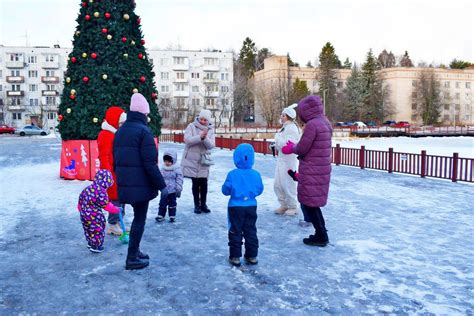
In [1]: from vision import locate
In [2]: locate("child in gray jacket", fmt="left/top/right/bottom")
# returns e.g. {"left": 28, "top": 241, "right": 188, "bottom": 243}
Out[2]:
{"left": 156, "top": 149, "right": 184, "bottom": 222}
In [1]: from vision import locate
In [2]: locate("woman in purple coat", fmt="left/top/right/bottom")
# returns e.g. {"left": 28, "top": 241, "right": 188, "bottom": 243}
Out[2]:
{"left": 282, "top": 95, "right": 332, "bottom": 246}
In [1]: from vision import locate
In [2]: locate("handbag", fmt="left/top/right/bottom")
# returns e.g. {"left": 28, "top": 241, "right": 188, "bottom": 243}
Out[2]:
{"left": 200, "top": 151, "right": 214, "bottom": 166}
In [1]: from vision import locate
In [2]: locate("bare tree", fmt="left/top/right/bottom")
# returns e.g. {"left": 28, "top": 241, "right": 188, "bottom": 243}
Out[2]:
{"left": 411, "top": 69, "right": 445, "bottom": 125}
{"left": 254, "top": 75, "right": 289, "bottom": 127}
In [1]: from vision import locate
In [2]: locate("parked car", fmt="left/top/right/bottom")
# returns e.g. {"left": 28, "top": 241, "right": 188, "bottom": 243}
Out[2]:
{"left": 0, "top": 125, "right": 15, "bottom": 134}
{"left": 383, "top": 120, "right": 397, "bottom": 126}
{"left": 365, "top": 121, "right": 377, "bottom": 128}
{"left": 353, "top": 121, "right": 367, "bottom": 128}
{"left": 335, "top": 121, "right": 354, "bottom": 127}
{"left": 15, "top": 125, "right": 50, "bottom": 136}
{"left": 394, "top": 121, "right": 410, "bottom": 128}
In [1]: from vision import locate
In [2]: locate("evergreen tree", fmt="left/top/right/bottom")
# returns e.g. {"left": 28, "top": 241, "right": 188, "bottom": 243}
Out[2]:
{"left": 255, "top": 47, "right": 272, "bottom": 71}
{"left": 289, "top": 78, "right": 310, "bottom": 104}
{"left": 287, "top": 53, "right": 299, "bottom": 67}
{"left": 318, "top": 42, "right": 341, "bottom": 120}
{"left": 58, "top": 0, "right": 160, "bottom": 140}
{"left": 238, "top": 37, "right": 257, "bottom": 78}
{"left": 306, "top": 61, "right": 314, "bottom": 68}
{"left": 342, "top": 64, "right": 366, "bottom": 120}
{"left": 400, "top": 50, "right": 414, "bottom": 67}
{"left": 343, "top": 57, "right": 352, "bottom": 69}
{"left": 449, "top": 59, "right": 473, "bottom": 69}
{"left": 412, "top": 70, "right": 442, "bottom": 125}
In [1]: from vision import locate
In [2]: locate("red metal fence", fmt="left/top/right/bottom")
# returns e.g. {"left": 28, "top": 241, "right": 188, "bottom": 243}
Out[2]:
{"left": 159, "top": 133, "right": 473, "bottom": 183}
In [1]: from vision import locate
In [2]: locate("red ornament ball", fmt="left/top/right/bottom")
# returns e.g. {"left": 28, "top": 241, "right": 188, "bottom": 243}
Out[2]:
{"left": 69, "top": 94, "right": 76, "bottom": 100}
{"left": 151, "top": 92, "right": 158, "bottom": 99}
{"left": 105, "top": 12, "right": 111, "bottom": 19}
{"left": 82, "top": 76, "right": 89, "bottom": 83}
{"left": 138, "top": 53, "right": 143, "bottom": 59}
{"left": 121, "top": 37, "right": 127, "bottom": 43}
{"left": 85, "top": 15, "right": 91, "bottom": 21}
{"left": 137, "top": 18, "right": 141, "bottom": 24}
{"left": 101, "top": 28, "right": 108, "bottom": 34}
{"left": 140, "top": 39, "right": 145, "bottom": 45}
{"left": 81, "top": 2, "right": 87, "bottom": 7}
{"left": 58, "top": 114, "right": 64, "bottom": 121}
{"left": 71, "top": 57, "right": 77, "bottom": 63}
{"left": 139, "top": 75, "right": 146, "bottom": 83}
{"left": 91, "top": 53, "right": 97, "bottom": 59}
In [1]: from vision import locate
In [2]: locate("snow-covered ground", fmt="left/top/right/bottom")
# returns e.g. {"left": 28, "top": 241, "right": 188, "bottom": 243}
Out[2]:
{"left": 0, "top": 136, "right": 473, "bottom": 314}
{"left": 336, "top": 136, "right": 474, "bottom": 158}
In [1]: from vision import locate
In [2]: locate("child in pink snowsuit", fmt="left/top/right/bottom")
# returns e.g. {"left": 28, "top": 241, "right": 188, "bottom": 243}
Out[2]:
{"left": 77, "top": 169, "right": 120, "bottom": 253}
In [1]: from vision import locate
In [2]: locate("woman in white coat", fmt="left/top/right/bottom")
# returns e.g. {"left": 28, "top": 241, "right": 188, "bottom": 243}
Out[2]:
{"left": 273, "top": 104, "right": 300, "bottom": 215}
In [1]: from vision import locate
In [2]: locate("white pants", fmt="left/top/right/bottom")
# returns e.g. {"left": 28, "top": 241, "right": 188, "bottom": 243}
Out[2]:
{"left": 273, "top": 155, "right": 298, "bottom": 209}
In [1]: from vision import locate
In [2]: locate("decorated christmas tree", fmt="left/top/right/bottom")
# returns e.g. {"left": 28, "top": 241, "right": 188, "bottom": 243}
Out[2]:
{"left": 58, "top": 0, "right": 160, "bottom": 140}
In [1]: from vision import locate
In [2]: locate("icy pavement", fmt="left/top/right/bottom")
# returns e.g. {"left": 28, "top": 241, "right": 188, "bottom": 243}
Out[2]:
{"left": 0, "top": 136, "right": 473, "bottom": 315}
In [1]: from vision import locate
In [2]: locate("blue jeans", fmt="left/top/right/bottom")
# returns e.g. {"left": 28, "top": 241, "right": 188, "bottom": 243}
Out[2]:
{"left": 228, "top": 206, "right": 258, "bottom": 258}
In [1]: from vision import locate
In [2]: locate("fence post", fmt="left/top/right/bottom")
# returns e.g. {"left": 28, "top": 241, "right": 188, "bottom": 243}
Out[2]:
{"left": 420, "top": 150, "right": 426, "bottom": 178}
{"left": 220, "top": 135, "right": 223, "bottom": 150}
{"left": 229, "top": 136, "right": 233, "bottom": 151}
{"left": 263, "top": 138, "right": 267, "bottom": 155}
{"left": 388, "top": 148, "right": 393, "bottom": 173}
{"left": 360, "top": 145, "right": 365, "bottom": 169}
{"left": 452, "top": 153, "right": 458, "bottom": 182}
{"left": 336, "top": 144, "right": 341, "bottom": 166}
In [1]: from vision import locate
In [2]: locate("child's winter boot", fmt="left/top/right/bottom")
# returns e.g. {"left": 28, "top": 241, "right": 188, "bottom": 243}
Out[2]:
{"left": 229, "top": 257, "right": 241, "bottom": 267}
{"left": 274, "top": 206, "right": 288, "bottom": 214}
{"left": 244, "top": 256, "right": 258, "bottom": 265}
{"left": 155, "top": 215, "right": 165, "bottom": 222}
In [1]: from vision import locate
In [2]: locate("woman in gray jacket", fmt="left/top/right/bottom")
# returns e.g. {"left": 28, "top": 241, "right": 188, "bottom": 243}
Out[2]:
{"left": 181, "top": 109, "right": 215, "bottom": 213}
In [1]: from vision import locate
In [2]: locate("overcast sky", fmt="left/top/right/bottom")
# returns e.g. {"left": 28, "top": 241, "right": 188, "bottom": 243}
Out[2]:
{"left": 1, "top": 0, "right": 472, "bottom": 66}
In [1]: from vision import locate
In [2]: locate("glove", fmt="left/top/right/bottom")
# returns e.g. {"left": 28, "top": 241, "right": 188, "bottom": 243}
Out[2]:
{"left": 160, "top": 187, "right": 169, "bottom": 197}
{"left": 281, "top": 140, "right": 296, "bottom": 155}
{"left": 176, "top": 191, "right": 181, "bottom": 198}
{"left": 287, "top": 169, "right": 299, "bottom": 182}
{"left": 104, "top": 202, "right": 120, "bottom": 214}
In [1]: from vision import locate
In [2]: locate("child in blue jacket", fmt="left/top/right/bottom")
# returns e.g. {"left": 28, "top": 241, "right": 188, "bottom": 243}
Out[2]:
{"left": 222, "top": 143, "right": 264, "bottom": 267}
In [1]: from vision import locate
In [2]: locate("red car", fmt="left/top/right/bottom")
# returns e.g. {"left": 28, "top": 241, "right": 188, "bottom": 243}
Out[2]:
{"left": 0, "top": 125, "right": 15, "bottom": 134}
{"left": 394, "top": 121, "right": 410, "bottom": 128}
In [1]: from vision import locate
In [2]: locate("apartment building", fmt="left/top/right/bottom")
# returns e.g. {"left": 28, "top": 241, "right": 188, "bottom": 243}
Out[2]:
{"left": 254, "top": 55, "right": 474, "bottom": 125}
{"left": 0, "top": 45, "right": 234, "bottom": 129}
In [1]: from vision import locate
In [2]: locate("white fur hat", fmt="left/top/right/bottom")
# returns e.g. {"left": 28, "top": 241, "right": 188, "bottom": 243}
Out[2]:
{"left": 282, "top": 103, "right": 298, "bottom": 119}
{"left": 199, "top": 109, "right": 212, "bottom": 121}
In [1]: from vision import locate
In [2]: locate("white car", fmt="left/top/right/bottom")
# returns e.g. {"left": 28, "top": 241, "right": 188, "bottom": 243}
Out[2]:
{"left": 353, "top": 121, "right": 367, "bottom": 128}
{"left": 15, "top": 125, "right": 50, "bottom": 136}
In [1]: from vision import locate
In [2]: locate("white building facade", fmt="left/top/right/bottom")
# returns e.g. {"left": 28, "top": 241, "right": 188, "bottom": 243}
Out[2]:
{"left": 0, "top": 45, "right": 234, "bottom": 129}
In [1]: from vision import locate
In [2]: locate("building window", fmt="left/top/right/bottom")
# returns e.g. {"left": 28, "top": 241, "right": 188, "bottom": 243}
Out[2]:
{"left": 0, "top": 70, "right": 2, "bottom": 78}
{"left": 412, "top": 80, "right": 417, "bottom": 87}
{"left": 222, "top": 99, "right": 228, "bottom": 106}
{"left": 206, "top": 85, "right": 218, "bottom": 92}
{"left": 11, "top": 70, "right": 20, "bottom": 76}
{"left": 45, "top": 70, "right": 55, "bottom": 77}
{"left": 205, "top": 98, "right": 216, "bottom": 106}
{"left": 204, "top": 58, "right": 218, "bottom": 66}
{"left": 47, "top": 112, "right": 56, "bottom": 120}
{"left": 29, "top": 99, "right": 39, "bottom": 106}
{"left": 10, "top": 53, "right": 22, "bottom": 61}
{"left": 192, "top": 98, "right": 200, "bottom": 106}
{"left": 29, "top": 70, "right": 38, "bottom": 78}
{"left": 46, "top": 84, "right": 55, "bottom": 91}
{"left": 12, "top": 112, "right": 22, "bottom": 120}
{"left": 466, "top": 104, "right": 470, "bottom": 110}
{"left": 465, "top": 115, "right": 471, "bottom": 121}
{"left": 444, "top": 104, "right": 450, "bottom": 110}
{"left": 176, "top": 97, "right": 187, "bottom": 107}
{"left": 466, "top": 93, "right": 471, "bottom": 100}
{"left": 411, "top": 103, "right": 417, "bottom": 110}
{"left": 466, "top": 82, "right": 471, "bottom": 89}
{"left": 221, "top": 86, "right": 229, "bottom": 93}
{"left": 455, "top": 93, "right": 460, "bottom": 100}
{"left": 205, "top": 72, "right": 216, "bottom": 80}
{"left": 455, "top": 104, "right": 460, "bottom": 110}
{"left": 176, "top": 72, "right": 185, "bottom": 79}
{"left": 29, "top": 84, "right": 38, "bottom": 92}
{"left": 444, "top": 82, "right": 450, "bottom": 88}
{"left": 443, "top": 114, "right": 450, "bottom": 121}
{"left": 46, "top": 96, "right": 56, "bottom": 105}
{"left": 0, "top": 85, "right": 2, "bottom": 92}
{"left": 160, "top": 58, "right": 169, "bottom": 66}
{"left": 191, "top": 72, "right": 200, "bottom": 79}
{"left": 175, "top": 84, "right": 186, "bottom": 91}
{"left": 161, "top": 98, "right": 171, "bottom": 106}
{"left": 455, "top": 82, "right": 461, "bottom": 89}
{"left": 161, "top": 85, "right": 169, "bottom": 93}
{"left": 192, "top": 86, "right": 199, "bottom": 93}
{"left": 221, "top": 73, "right": 230, "bottom": 81}
{"left": 11, "top": 97, "right": 21, "bottom": 105}
{"left": 12, "top": 84, "right": 21, "bottom": 91}
{"left": 28, "top": 56, "right": 37, "bottom": 64}
{"left": 160, "top": 72, "right": 169, "bottom": 80}
{"left": 45, "top": 55, "right": 55, "bottom": 62}
{"left": 173, "top": 57, "right": 185, "bottom": 65}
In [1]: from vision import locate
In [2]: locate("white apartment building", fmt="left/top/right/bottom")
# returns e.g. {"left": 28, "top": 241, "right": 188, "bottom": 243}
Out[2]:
{"left": 147, "top": 50, "right": 234, "bottom": 128}
{"left": 0, "top": 45, "right": 71, "bottom": 129}
{"left": 0, "top": 45, "right": 234, "bottom": 129}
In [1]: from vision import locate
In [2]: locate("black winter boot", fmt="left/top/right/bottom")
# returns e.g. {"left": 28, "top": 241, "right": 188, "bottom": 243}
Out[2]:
{"left": 125, "top": 257, "right": 149, "bottom": 270}
{"left": 194, "top": 205, "right": 202, "bottom": 214}
{"left": 201, "top": 204, "right": 211, "bottom": 213}
{"left": 137, "top": 249, "right": 149, "bottom": 260}
{"left": 303, "top": 232, "right": 329, "bottom": 247}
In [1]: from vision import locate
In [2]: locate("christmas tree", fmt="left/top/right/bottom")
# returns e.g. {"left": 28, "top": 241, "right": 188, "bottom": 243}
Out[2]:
{"left": 58, "top": 0, "right": 160, "bottom": 140}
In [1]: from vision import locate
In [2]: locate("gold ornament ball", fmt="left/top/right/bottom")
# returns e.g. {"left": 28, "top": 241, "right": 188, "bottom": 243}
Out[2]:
{"left": 93, "top": 117, "right": 99, "bottom": 123}
{"left": 66, "top": 77, "right": 71, "bottom": 83}
{"left": 132, "top": 88, "right": 138, "bottom": 93}
{"left": 82, "top": 52, "right": 87, "bottom": 58}
{"left": 123, "top": 14, "right": 130, "bottom": 20}
{"left": 107, "top": 34, "right": 112, "bottom": 40}
{"left": 75, "top": 31, "right": 80, "bottom": 36}
{"left": 130, "top": 40, "right": 135, "bottom": 46}
{"left": 102, "top": 74, "right": 108, "bottom": 80}
{"left": 147, "top": 117, "right": 151, "bottom": 123}
{"left": 123, "top": 53, "right": 128, "bottom": 58}
{"left": 70, "top": 89, "right": 76, "bottom": 95}
{"left": 66, "top": 108, "right": 71, "bottom": 114}
{"left": 93, "top": 11, "right": 99, "bottom": 18}
{"left": 89, "top": 0, "right": 93, "bottom": 2}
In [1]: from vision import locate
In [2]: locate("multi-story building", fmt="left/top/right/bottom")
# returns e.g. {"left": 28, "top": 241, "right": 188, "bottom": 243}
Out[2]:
{"left": 254, "top": 55, "right": 474, "bottom": 126}
{"left": 0, "top": 45, "right": 233, "bottom": 129}
{"left": 147, "top": 50, "right": 233, "bottom": 128}
{"left": 0, "top": 45, "right": 71, "bottom": 129}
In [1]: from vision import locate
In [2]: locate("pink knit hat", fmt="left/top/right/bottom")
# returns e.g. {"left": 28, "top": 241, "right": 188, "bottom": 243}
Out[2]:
{"left": 130, "top": 93, "right": 150, "bottom": 115}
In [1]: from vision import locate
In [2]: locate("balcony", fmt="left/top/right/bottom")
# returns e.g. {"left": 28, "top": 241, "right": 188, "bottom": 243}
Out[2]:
{"left": 42, "top": 90, "right": 59, "bottom": 96}
{"left": 7, "top": 91, "right": 25, "bottom": 97}
{"left": 41, "top": 76, "right": 60, "bottom": 83}
{"left": 203, "top": 78, "right": 218, "bottom": 84}
{"left": 42, "top": 105, "right": 58, "bottom": 111}
{"left": 42, "top": 61, "right": 60, "bottom": 69}
{"left": 6, "top": 76, "right": 25, "bottom": 83}
{"left": 173, "top": 91, "right": 190, "bottom": 97}
{"left": 6, "top": 61, "right": 26, "bottom": 68}
{"left": 203, "top": 65, "right": 220, "bottom": 72}
{"left": 173, "top": 78, "right": 189, "bottom": 83}
{"left": 7, "top": 105, "right": 26, "bottom": 111}
{"left": 172, "top": 63, "right": 189, "bottom": 71}
{"left": 205, "top": 91, "right": 220, "bottom": 98}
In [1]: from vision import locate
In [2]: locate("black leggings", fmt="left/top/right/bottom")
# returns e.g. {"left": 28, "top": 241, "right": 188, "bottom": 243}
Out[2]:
{"left": 191, "top": 177, "right": 208, "bottom": 207}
